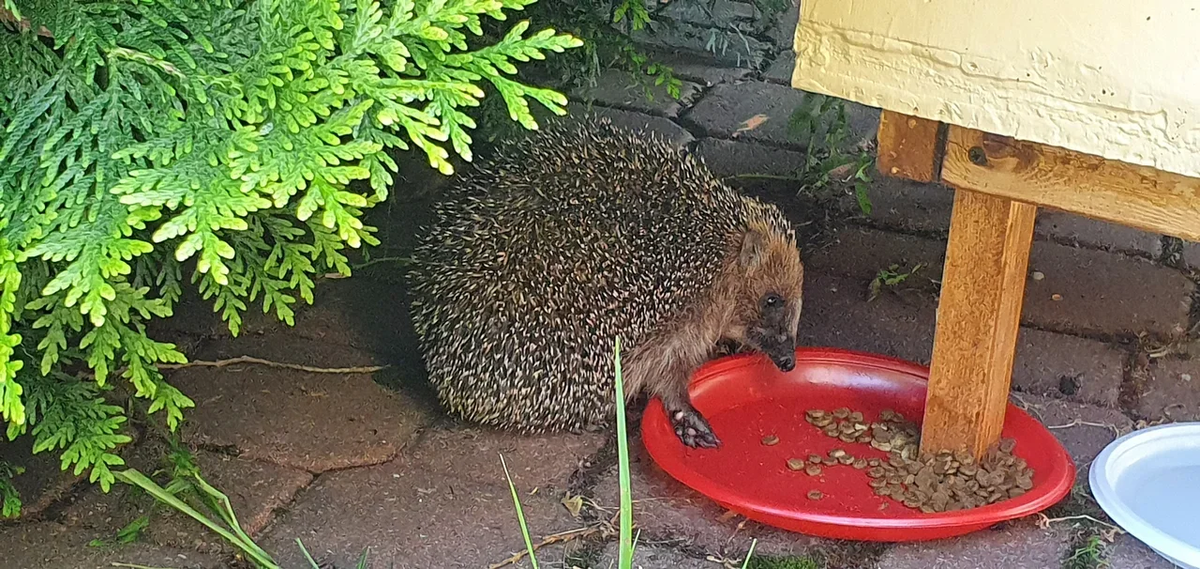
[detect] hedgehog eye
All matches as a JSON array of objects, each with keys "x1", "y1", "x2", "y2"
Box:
[{"x1": 762, "y1": 293, "x2": 783, "y2": 310}]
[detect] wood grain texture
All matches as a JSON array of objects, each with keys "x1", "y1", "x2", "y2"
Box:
[
  {"x1": 876, "y1": 111, "x2": 945, "y2": 183},
  {"x1": 920, "y1": 189, "x2": 1037, "y2": 458},
  {"x1": 941, "y1": 126, "x2": 1200, "y2": 241}
]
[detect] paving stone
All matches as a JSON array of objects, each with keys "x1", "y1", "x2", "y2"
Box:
[
  {"x1": 764, "y1": 50, "x2": 794, "y2": 84},
  {"x1": 172, "y1": 342, "x2": 435, "y2": 472},
  {"x1": 1180, "y1": 241, "x2": 1200, "y2": 271},
  {"x1": 643, "y1": 48, "x2": 753, "y2": 86},
  {"x1": 589, "y1": 442, "x2": 820, "y2": 558},
  {"x1": 693, "y1": 138, "x2": 807, "y2": 179},
  {"x1": 0, "y1": 435, "x2": 82, "y2": 520},
  {"x1": 593, "y1": 543, "x2": 713, "y2": 569},
  {"x1": 632, "y1": 21, "x2": 769, "y2": 69},
  {"x1": 853, "y1": 177, "x2": 954, "y2": 234},
  {"x1": 259, "y1": 427, "x2": 604, "y2": 569},
  {"x1": 563, "y1": 102, "x2": 695, "y2": 150},
  {"x1": 1036, "y1": 210, "x2": 1164, "y2": 257},
  {"x1": 685, "y1": 82, "x2": 879, "y2": 151},
  {"x1": 1013, "y1": 394, "x2": 1133, "y2": 483},
  {"x1": 570, "y1": 67, "x2": 702, "y2": 117},
  {"x1": 1134, "y1": 355, "x2": 1200, "y2": 422},
  {"x1": 767, "y1": 0, "x2": 801, "y2": 48},
  {"x1": 1011, "y1": 328, "x2": 1126, "y2": 408},
  {"x1": 1, "y1": 521, "x2": 225, "y2": 569},
  {"x1": 1106, "y1": 534, "x2": 1177, "y2": 568},
  {"x1": 799, "y1": 272, "x2": 1127, "y2": 408},
  {"x1": 1025, "y1": 242, "x2": 1193, "y2": 337},
  {"x1": 62, "y1": 441, "x2": 311, "y2": 555},
  {"x1": 877, "y1": 520, "x2": 1072, "y2": 569},
  {"x1": 684, "y1": 82, "x2": 814, "y2": 149},
  {"x1": 803, "y1": 225, "x2": 946, "y2": 288},
  {"x1": 660, "y1": 0, "x2": 761, "y2": 28},
  {"x1": 797, "y1": 272, "x2": 936, "y2": 366}
]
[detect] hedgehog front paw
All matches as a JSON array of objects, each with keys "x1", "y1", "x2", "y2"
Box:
[{"x1": 670, "y1": 408, "x2": 721, "y2": 449}]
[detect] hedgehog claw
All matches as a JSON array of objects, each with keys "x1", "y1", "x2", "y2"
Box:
[{"x1": 671, "y1": 408, "x2": 721, "y2": 448}]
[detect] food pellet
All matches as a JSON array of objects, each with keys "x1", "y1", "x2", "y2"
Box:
[
  {"x1": 802, "y1": 406, "x2": 1036, "y2": 513},
  {"x1": 807, "y1": 490, "x2": 823, "y2": 500},
  {"x1": 805, "y1": 465, "x2": 822, "y2": 476},
  {"x1": 762, "y1": 435, "x2": 780, "y2": 446},
  {"x1": 787, "y1": 458, "x2": 806, "y2": 471}
]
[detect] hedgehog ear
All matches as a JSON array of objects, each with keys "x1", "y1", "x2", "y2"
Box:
[{"x1": 739, "y1": 227, "x2": 769, "y2": 268}]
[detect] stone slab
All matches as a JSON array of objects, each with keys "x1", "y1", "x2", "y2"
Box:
[
  {"x1": 764, "y1": 50, "x2": 795, "y2": 84},
  {"x1": 593, "y1": 543, "x2": 713, "y2": 569},
  {"x1": 1, "y1": 521, "x2": 225, "y2": 569},
  {"x1": 1106, "y1": 534, "x2": 1177, "y2": 568},
  {"x1": 1134, "y1": 355, "x2": 1200, "y2": 422},
  {"x1": 802, "y1": 225, "x2": 946, "y2": 289},
  {"x1": 877, "y1": 520, "x2": 1071, "y2": 569},
  {"x1": 806, "y1": 225, "x2": 1194, "y2": 338},
  {"x1": 570, "y1": 67, "x2": 702, "y2": 117},
  {"x1": 258, "y1": 427, "x2": 604, "y2": 569},
  {"x1": 0, "y1": 435, "x2": 82, "y2": 520},
  {"x1": 660, "y1": 0, "x2": 761, "y2": 28},
  {"x1": 797, "y1": 272, "x2": 937, "y2": 366},
  {"x1": 1013, "y1": 394, "x2": 1133, "y2": 484},
  {"x1": 61, "y1": 442, "x2": 311, "y2": 555},
  {"x1": 686, "y1": 81, "x2": 879, "y2": 151},
  {"x1": 173, "y1": 342, "x2": 435, "y2": 472},
  {"x1": 684, "y1": 81, "x2": 814, "y2": 149},
  {"x1": 632, "y1": 21, "x2": 769, "y2": 69},
  {"x1": 799, "y1": 272, "x2": 1127, "y2": 408},
  {"x1": 564, "y1": 102, "x2": 695, "y2": 150},
  {"x1": 643, "y1": 48, "x2": 754, "y2": 87},
  {"x1": 1181, "y1": 241, "x2": 1200, "y2": 271},
  {"x1": 1036, "y1": 210, "x2": 1164, "y2": 258},
  {"x1": 768, "y1": 0, "x2": 801, "y2": 48},
  {"x1": 1024, "y1": 242, "x2": 1193, "y2": 337},
  {"x1": 1011, "y1": 328, "x2": 1127, "y2": 408},
  {"x1": 693, "y1": 138, "x2": 808, "y2": 179},
  {"x1": 852, "y1": 177, "x2": 955, "y2": 234},
  {"x1": 589, "y1": 442, "x2": 821, "y2": 559}
]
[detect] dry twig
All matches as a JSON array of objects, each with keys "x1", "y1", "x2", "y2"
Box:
[
  {"x1": 159, "y1": 356, "x2": 388, "y2": 375},
  {"x1": 488, "y1": 512, "x2": 623, "y2": 569}
]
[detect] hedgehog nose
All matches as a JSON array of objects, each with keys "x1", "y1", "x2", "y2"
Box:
[{"x1": 777, "y1": 354, "x2": 796, "y2": 372}]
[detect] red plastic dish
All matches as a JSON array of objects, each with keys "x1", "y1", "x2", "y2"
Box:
[{"x1": 641, "y1": 347, "x2": 1076, "y2": 542}]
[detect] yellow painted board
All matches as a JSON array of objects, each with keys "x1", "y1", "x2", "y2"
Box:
[{"x1": 791, "y1": 1, "x2": 1200, "y2": 180}]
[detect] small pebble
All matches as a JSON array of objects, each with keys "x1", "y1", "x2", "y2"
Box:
[{"x1": 1031, "y1": 271, "x2": 1044, "y2": 281}]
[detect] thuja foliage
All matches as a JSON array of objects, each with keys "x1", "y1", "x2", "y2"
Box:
[{"x1": 0, "y1": 0, "x2": 580, "y2": 509}]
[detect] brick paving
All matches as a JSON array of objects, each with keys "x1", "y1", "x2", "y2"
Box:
[{"x1": 6, "y1": 2, "x2": 1200, "y2": 568}]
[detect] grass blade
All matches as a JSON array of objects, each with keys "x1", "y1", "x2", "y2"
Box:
[
  {"x1": 614, "y1": 336, "x2": 634, "y2": 568},
  {"x1": 114, "y1": 470, "x2": 279, "y2": 569},
  {"x1": 500, "y1": 453, "x2": 539, "y2": 569},
  {"x1": 741, "y1": 538, "x2": 758, "y2": 569},
  {"x1": 296, "y1": 538, "x2": 322, "y2": 569}
]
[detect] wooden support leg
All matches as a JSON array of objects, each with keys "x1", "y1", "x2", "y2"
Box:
[{"x1": 920, "y1": 189, "x2": 1037, "y2": 458}]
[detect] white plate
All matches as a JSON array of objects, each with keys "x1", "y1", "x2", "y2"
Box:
[{"x1": 1090, "y1": 423, "x2": 1200, "y2": 569}]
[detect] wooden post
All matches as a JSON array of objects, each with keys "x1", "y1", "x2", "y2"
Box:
[
  {"x1": 919, "y1": 189, "x2": 1037, "y2": 458},
  {"x1": 876, "y1": 110, "x2": 945, "y2": 183}
]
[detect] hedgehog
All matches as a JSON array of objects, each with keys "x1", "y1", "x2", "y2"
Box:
[{"x1": 407, "y1": 117, "x2": 804, "y2": 448}]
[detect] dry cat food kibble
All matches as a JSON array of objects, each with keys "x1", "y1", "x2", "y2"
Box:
[
  {"x1": 787, "y1": 458, "x2": 807, "y2": 471},
  {"x1": 762, "y1": 435, "x2": 780, "y2": 446},
  {"x1": 802, "y1": 408, "x2": 1037, "y2": 513},
  {"x1": 807, "y1": 490, "x2": 823, "y2": 500}
]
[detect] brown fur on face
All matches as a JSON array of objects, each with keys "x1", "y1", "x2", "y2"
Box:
[
  {"x1": 717, "y1": 222, "x2": 804, "y2": 370},
  {"x1": 622, "y1": 222, "x2": 805, "y2": 401}
]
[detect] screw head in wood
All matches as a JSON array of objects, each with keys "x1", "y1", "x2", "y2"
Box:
[{"x1": 968, "y1": 146, "x2": 988, "y2": 166}]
